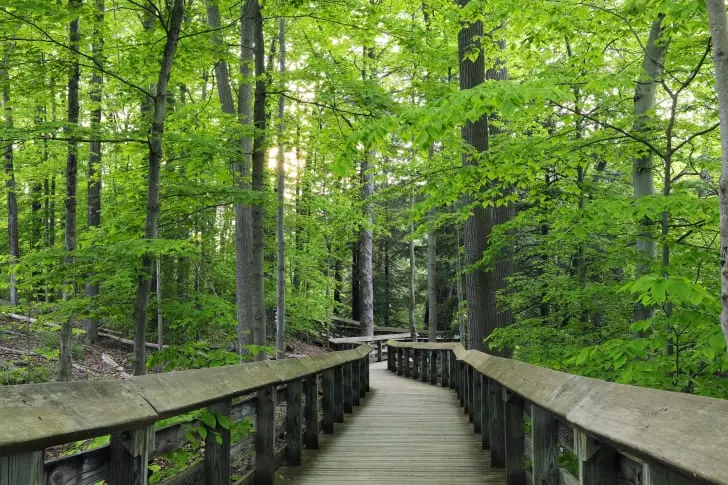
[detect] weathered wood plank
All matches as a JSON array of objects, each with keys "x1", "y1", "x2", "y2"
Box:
[
  {"x1": 109, "y1": 424, "x2": 155, "y2": 485},
  {"x1": 412, "y1": 349, "x2": 420, "y2": 380},
  {"x1": 488, "y1": 380, "x2": 506, "y2": 468},
  {"x1": 0, "y1": 451, "x2": 43, "y2": 485},
  {"x1": 504, "y1": 390, "x2": 525, "y2": 485},
  {"x1": 255, "y1": 386, "x2": 276, "y2": 485},
  {"x1": 531, "y1": 405, "x2": 557, "y2": 485},
  {"x1": 441, "y1": 350, "x2": 449, "y2": 387},
  {"x1": 429, "y1": 350, "x2": 437, "y2": 386},
  {"x1": 473, "y1": 369, "x2": 482, "y2": 434},
  {"x1": 322, "y1": 369, "x2": 334, "y2": 434},
  {"x1": 343, "y1": 363, "x2": 353, "y2": 414},
  {"x1": 575, "y1": 430, "x2": 617, "y2": 485},
  {"x1": 643, "y1": 462, "x2": 695, "y2": 485},
  {"x1": 480, "y1": 373, "x2": 490, "y2": 450},
  {"x1": 304, "y1": 375, "x2": 319, "y2": 448},
  {"x1": 204, "y1": 399, "x2": 232, "y2": 485},
  {"x1": 286, "y1": 380, "x2": 303, "y2": 466}
]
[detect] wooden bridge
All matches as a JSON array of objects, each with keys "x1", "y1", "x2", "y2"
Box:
[{"x1": 1, "y1": 341, "x2": 727, "y2": 485}]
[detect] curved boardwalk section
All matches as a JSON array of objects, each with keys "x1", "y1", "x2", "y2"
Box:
[{"x1": 276, "y1": 361, "x2": 505, "y2": 484}]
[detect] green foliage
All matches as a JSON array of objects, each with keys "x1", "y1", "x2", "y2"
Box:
[{"x1": 0, "y1": 360, "x2": 49, "y2": 385}]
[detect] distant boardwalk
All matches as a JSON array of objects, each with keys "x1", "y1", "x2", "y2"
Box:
[{"x1": 276, "y1": 361, "x2": 506, "y2": 484}]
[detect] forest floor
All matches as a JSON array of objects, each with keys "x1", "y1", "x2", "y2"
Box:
[{"x1": 0, "y1": 314, "x2": 328, "y2": 385}]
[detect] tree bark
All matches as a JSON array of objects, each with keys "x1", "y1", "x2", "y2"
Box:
[
  {"x1": 1, "y1": 41, "x2": 19, "y2": 307},
  {"x1": 359, "y1": 152, "x2": 375, "y2": 337},
  {"x1": 458, "y1": 0, "x2": 490, "y2": 352},
  {"x1": 427, "y1": 230, "x2": 437, "y2": 341},
  {"x1": 59, "y1": 0, "x2": 81, "y2": 381},
  {"x1": 250, "y1": 0, "x2": 268, "y2": 357},
  {"x1": 275, "y1": 18, "x2": 286, "y2": 355},
  {"x1": 707, "y1": 0, "x2": 728, "y2": 348},
  {"x1": 132, "y1": 0, "x2": 185, "y2": 375},
  {"x1": 409, "y1": 192, "x2": 417, "y2": 341},
  {"x1": 85, "y1": 0, "x2": 104, "y2": 344},
  {"x1": 351, "y1": 241, "x2": 361, "y2": 321},
  {"x1": 632, "y1": 17, "x2": 668, "y2": 323}
]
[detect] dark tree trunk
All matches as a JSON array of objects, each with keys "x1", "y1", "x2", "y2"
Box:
[
  {"x1": 60, "y1": 0, "x2": 81, "y2": 381},
  {"x1": 85, "y1": 0, "x2": 104, "y2": 345},
  {"x1": 250, "y1": 0, "x2": 268, "y2": 357},
  {"x1": 458, "y1": 0, "x2": 490, "y2": 352},
  {"x1": 132, "y1": 0, "x2": 186, "y2": 375},
  {"x1": 351, "y1": 241, "x2": 361, "y2": 321},
  {"x1": 2, "y1": 42, "x2": 19, "y2": 307}
]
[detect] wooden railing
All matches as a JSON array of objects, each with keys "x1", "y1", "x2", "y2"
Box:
[
  {"x1": 387, "y1": 341, "x2": 728, "y2": 485},
  {"x1": 0, "y1": 346, "x2": 371, "y2": 485},
  {"x1": 329, "y1": 333, "x2": 413, "y2": 361}
]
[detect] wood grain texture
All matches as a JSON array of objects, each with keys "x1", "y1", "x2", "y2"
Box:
[
  {"x1": 276, "y1": 362, "x2": 505, "y2": 485},
  {"x1": 0, "y1": 451, "x2": 43, "y2": 485},
  {"x1": 304, "y1": 375, "x2": 319, "y2": 449},
  {"x1": 204, "y1": 399, "x2": 232, "y2": 485}
]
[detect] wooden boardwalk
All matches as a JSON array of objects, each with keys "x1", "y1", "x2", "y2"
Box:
[{"x1": 276, "y1": 361, "x2": 506, "y2": 484}]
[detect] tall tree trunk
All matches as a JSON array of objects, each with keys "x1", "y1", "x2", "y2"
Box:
[
  {"x1": 206, "y1": 0, "x2": 253, "y2": 353},
  {"x1": 455, "y1": 222, "x2": 465, "y2": 345},
  {"x1": 359, "y1": 152, "x2": 375, "y2": 337},
  {"x1": 132, "y1": 0, "x2": 185, "y2": 375},
  {"x1": 351, "y1": 241, "x2": 361, "y2": 321},
  {"x1": 85, "y1": 0, "x2": 104, "y2": 344},
  {"x1": 2, "y1": 41, "x2": 19, "y2": 307},
  {"x1": 427, "y1": 230, "x2": 437, "y2": 341},
  {"x1": 409, "y1": 192, "x2": 417, "y2": 341},
  {"x1": 59, "y1": 1, "x2": 81, "y2": 381},
  {"x1": 632, "y1": 17, "x2": 668, "y2": 323},
  {"x1": 458, "y1": 0, "x2": 490, "y2": 352},
  {"x1": 275, "y1": 18, "x2": 286, "y2": 355},
  {"x1": 249, "y1": 0, "x2": 267, "y2": 357},
  {"x1": 707, "y1": 0, "x2": 728, "y2": 349}
]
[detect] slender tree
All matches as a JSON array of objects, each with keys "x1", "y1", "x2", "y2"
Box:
[
  {"x1": 132, "y1": 0, "x2": 186, "y2": 375},
  {"x1": 2, "y1": 40, "x2": 18, "y2": 307},
  {"x1": 276, "y1": 18, "x2": 287, "y2": 354},
  {"x1": 707, "y1": 0, "x2": 728, "y2": 348}
]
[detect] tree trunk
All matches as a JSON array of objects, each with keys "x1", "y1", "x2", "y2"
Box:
[
  {"x1": 359, "y1": 152, "x2": 375, "y2": 337},
  {"x1": 85, "y1": 0, "x2": 104, "y2": 344},
  {"x1": 409, "y1": 192, "x2": 417, "y2": 341},
  {"x1": 632, "y1": 17, "x2": 668, "y2": 323},
  {"x1": 455, "y1": 222, "x2": 465, "y2": 345},
  {"x1": 59, "y1": 1, "x2": 81, "y2": 381},
  {"x1": 1, "y1": 42, "x2": 19, "y2": 307},
  {"x1": 351, "y1": 241, "x2": 361, "y2": 321},
  {"x1": 427, "y1": 230, "x2": 437, "y2": 341},
  {"x1": 131, "y1": 0, "x2": 185, "y2": 375},
  {"x1": 250, "y1": 0, "x2": 268, "y2": 357},
  {"x1": 706, "y1": 0, "x2": 728, "y2": 348},
  {"x1": 275, "y1": 18, "x2": 286, "y2": 355},
  {"x1": 458, "y1": 0, "x2": 490, "y2": 352}
]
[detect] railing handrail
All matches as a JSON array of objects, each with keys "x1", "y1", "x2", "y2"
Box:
[
  {"x1": 0, "y1": 345, "x2": 370, "y2": 455},
  {"x1": 387, "y1": 340, "x2": 728, "y2": 484},
  {"x1": 329, "y1": 333, "x2": 413, "y2": 345}
]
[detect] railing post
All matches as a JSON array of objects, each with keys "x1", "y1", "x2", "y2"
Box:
[
  {"x1": 473, "y1": 370, "x2": 482, "y2": 434},
  {"x1": 255, "y1": 386, "x2": 276, "y2": 485},
  {"x1": 322, "y1": 369, "x2": 335, "y2": 434},
  {"x1": 458, "y1": 361, "x2": 465, "y2": 407},
  {"x1": 420, "y1": 349, "x2": 428, "y2": 382},
  {"x1": 465, "y1": 365, "x2": 472, "y2": 418},
  {"x1": 387, "y1": 343, "x2": 394, "y2": 371},
  {"x1": 643, "y1": 463, "x2": 693, "y2": 485},
  {"x1": 109, "y1": 424, "x2": 155, "y2": 485},
  {"x1": 480, "y1": 374, "x2": 489, "y2": 449},
  {"x1": 449, "y1": 352, "x2": 456, "y2": 389},
  {"x1": 412, "y1": 349, "x2": 420, "y2": 380},
  {"x1": 574, "y1": 430, "x2": 618, "y2": 485},
  {"x1": 377, "y1": 340, "x2": 383, "y2": 362},
  {"x1": 286, "y1": 379, "x2": 303, "y2": 466},
  {"x1": 429, "y1": 350, "x2": 437, "y2": 385},
  {"x1": 205, "y1": 399, "x2": 232, "y2": 484},
  {"x1": 397, "y1": 348, "x2": 405, "y2": 376},
  {"x1": 305, "y1": 374, "x2": 320, "y2": 448},
  {"x1": 334, "y1": 365, "x2": 345, "y2": 422},
  {"x1": 0, "y1": 451, "x2": 44, "y2": 485},
  {"x1": 503, "y1": 388, "x2": 525, "y2": 485},
  {"x1": 488, "y1": 380, "x2": 506, "y2": 468},
  {"x1": 342, "y1": 363, "x2": 353, "y2": 414},
  {"x1": 352, "y1": 360, "x2": 361, "y2": 406},
  {"x1": 441, "y1": 350, "x2": 449, "y2": 387},
  {"x1": 531, "y1": 405, "x2": 557, "y2": 484}
]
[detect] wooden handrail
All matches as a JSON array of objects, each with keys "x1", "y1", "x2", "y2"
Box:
[
  {"x1": 0, "y1": 345, "x2": 371, "y2": 485},
  {"x1": 387, "y1": 340, "x2": 728, "y2": 485}
]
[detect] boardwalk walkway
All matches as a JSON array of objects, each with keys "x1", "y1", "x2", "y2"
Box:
[{"x1": 276, "y1": 361, "x2": 505, "y2": 484}]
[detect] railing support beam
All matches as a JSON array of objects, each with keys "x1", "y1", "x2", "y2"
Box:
[
  {"x1": 109, "y1": 424, "x2": 155, "y2": 485},
  {"x1": 305, "y1": 374, "x2": 320, "y2": 447},
  {"x1": 286, "y1": 379, "x2": 303, "y2": 466},
  {"x1": 205, "y1": 399, "x2": 232, "y2": 484},
  {"x1": 0, "y1": 451, "x2": 43, "y2": 485},
  {"x1": 575, "y1": 430, "x2": 618, "y2": 485},
  {"x1": 504, "y1": 389, "x2": 525, "y2": 485},
  {"x1": 488, "y1": 380, "x2": 506, "y2": 468}
]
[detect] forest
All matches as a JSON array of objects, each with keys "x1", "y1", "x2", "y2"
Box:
[{"x1": 2, "y1": 0, "x2": 728, "y2": 402}]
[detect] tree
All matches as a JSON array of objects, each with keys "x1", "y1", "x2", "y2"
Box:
[
  {"x1": 132, "y1": 0, "x2": 186, "y2": 375},
  {"x1": 707, "y1": 0, "x2": 728, "y2": 349},
  {"x1": 276, "y1": 17, "x2": 287, "y2": 354}
]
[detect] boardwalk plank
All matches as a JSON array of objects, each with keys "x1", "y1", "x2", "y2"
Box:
[{"x1": 276, "y1": 362, "x2": 505, "y2": 485}]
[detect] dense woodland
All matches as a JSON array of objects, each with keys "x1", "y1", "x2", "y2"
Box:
[{"x1": 3, "y1": 0, "x2": 728, "y2": 399}]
